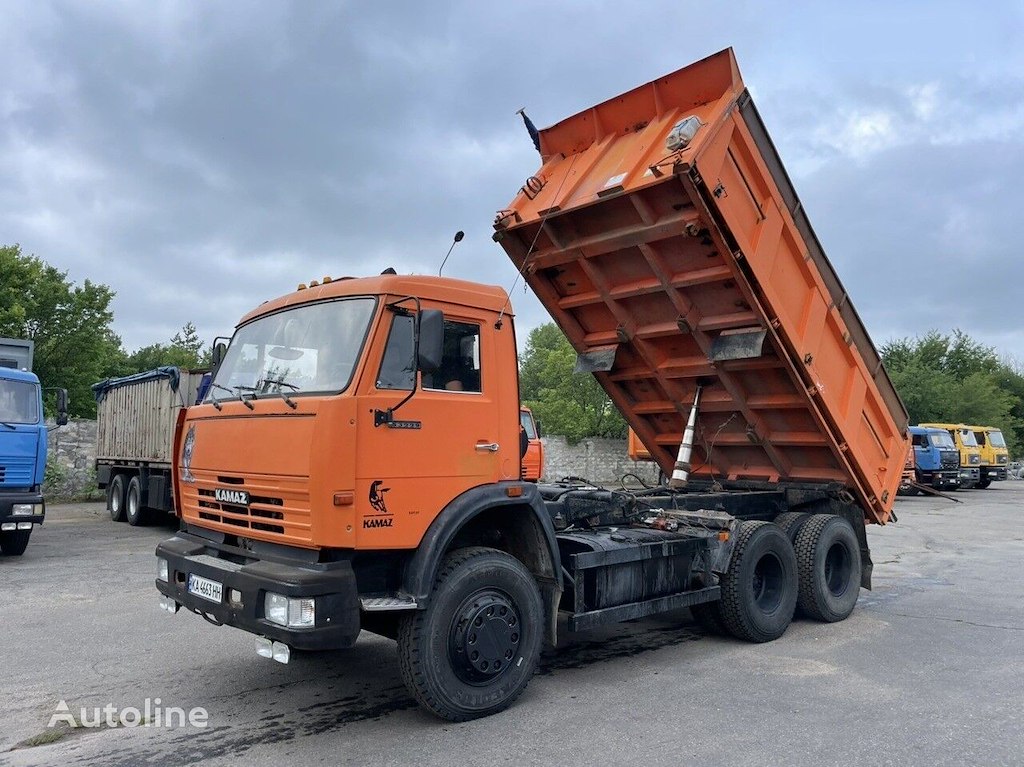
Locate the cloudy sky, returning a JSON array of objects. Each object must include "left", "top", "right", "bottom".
[{"left": 3, "top": 1, "right": 1023, "bottom": 364}]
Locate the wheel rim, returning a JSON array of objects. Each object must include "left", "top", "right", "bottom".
[
  {"left": 824, "top": 541, "right": 851, "bottom": 597},
  {"left": 751, "top": 552, "right": 785, "bottom": 613},
  {"left": 448, "top": 589, "right": 521, "bottom": 686},
  {"left": 128, "top": 489, "right": 138, "bottom": 519},
  {"left": 111, "top": 486, "right": 122, "bottom": 513}
]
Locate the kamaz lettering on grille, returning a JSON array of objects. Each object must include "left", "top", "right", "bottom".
[{"left": 214, "top": 488, "right": 250, "bottom": 506}]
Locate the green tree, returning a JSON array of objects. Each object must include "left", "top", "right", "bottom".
[
  {"left": 881, "top": 329, "right": 1023, "bottom": 456},
  {"left": 0, "top": 245, "right": 126, "bottom": 418},
  {"left": 125, "top": 322, "right": 210, "bottom": 372},
  {"left": 518, "top": 323, "right": 626, "bottom": 443}
]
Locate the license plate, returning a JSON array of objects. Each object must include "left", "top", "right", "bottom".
[{"left": 188, "top": 573, "right": 223, "bottom": 603}]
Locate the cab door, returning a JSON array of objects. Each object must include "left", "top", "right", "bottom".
[{"left": 355, "top": 303, "right": 511, "bottom": 549}]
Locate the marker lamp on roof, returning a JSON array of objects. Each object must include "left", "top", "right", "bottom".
[{"left": 666, "top": 115, "right": 703, "bottom": 151}]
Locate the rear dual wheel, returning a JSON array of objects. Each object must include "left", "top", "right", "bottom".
[
  {"left": 794, "top": 514, "right": 861, "bottom": 623},
  {"left": 107, "top": 473, "right": 127, "bottom": 522},
  {"left": 125, "top": 476, "right": 148, "bottom": 526},
  {"left": 718, "top": 520, "right": 799, "bottom": 643}
]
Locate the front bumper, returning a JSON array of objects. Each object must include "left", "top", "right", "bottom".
[
  {"left": 0, "top": 491, "right": 45, "bottom": 527},
  {"left": 981, "top": 467, "right": 1008, "bottom": 481},
  {"left": 155, "top": 534, "right": 361, "bottom": 651},
  {"left": 959, "top": 468, "right": 980, "bottom": 483}
]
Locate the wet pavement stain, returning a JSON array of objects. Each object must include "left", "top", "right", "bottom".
[{"left": 75, "top": 618, "right": 710, "bottom": 767}]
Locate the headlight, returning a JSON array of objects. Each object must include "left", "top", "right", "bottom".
[
  {"left": 12, "top": 503, "right": 41, "bottom": 516},
  {"left": 264, "top": 593, "right": 315, "bottom": 628},
  {"left": 157, "top": 558, "right": 169, "bottom": 583},
  {"left": 970, "top": 455, "right": 980, "bottom": 465}
]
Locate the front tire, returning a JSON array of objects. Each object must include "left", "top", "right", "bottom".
[
  {"left": 977, "top": 478, "right": 991, "bottom": 489},
  {"left": 794, "top": 514, "right": 861, "bottom": 622},
  {"left": 108, "top": 473, "right": 127, "bottom": 522},
  {"left": 397, "top": 547, "right": 543, "bottom": 721},
  {"left": 125, "top": 476, "right": 147, "bottom": 526},
  {"left": 718, "top": 521, "right": 798, "bottom": 643},
  {"left": 0, "top": 529, "right": 31, "bottom": 556}
]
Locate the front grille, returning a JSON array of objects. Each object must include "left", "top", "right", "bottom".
[
  {"left": 196, "top": 488, "right": 286, "bottom": 534},
  {"left": 0, "top": 458, "right": 33, "bottom": 486},
  {"left": 182, "top": 470, "right": 311, "bottom": 543},
  {"left": 940, "top": 451, "right": 958, "bottom": 468}
]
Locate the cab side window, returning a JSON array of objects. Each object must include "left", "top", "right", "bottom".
[
  {"left": 429, "top": 321, "right": 482, "bottom": 393},
  {"left": 376, "top": 315, "right": 415, "bottom": 390}
]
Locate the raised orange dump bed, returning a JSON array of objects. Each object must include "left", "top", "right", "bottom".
[{"left": 494, "top": 49, "right": 908, "bottom": 523}]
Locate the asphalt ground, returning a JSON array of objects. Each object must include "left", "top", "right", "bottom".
[{"left": 1, "top": 483, "right": 1022, "bottom": 766}]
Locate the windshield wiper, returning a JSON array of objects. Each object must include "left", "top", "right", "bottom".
[
  {"left": 207, "top": 382, "right": 234, "bottom": 411},
  {"left": 259, "top": 378, "right": 299, "bottom": 410},
  {"left": 259, "top": 378, "right": 299, "bottom": 392},
  {"left": 232, "top": 385, "right": 257, "bottom": 410},
  {"left": 0, "top": 421, "right": 15, "bottom": 430}
]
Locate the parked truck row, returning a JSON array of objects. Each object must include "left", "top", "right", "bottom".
[
  {"left": 898, "top": 422, "right": 1009, "bottom": 495},
  {"left": 152, "top": 49, "right": 910, "bottom": 721}
]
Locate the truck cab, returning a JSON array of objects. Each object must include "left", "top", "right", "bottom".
[
  {"left": 0, "top": 367, "right": 58, "bottom": 555},
  {"left": 966, "top": 425, "right": 1009, "bottom": 486},
  {"left": 907, "top": 425, "right": 960, "bottom": 491},
  {"left": 156, "top": 274, "right": 552, "bottom": 646},
  {"left": 920, "top": 423, "right": 982, "bottom": 489}
]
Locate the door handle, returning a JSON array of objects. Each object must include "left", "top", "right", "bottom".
[{"left": 475, "top": 442, "right": 500, "bottom": 452}]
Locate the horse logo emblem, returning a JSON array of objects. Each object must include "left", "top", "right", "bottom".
[
  {"left": 181, "top": 424, "right": 196, "bottom": 484},
  {"left": 369, "top": 480, "right": 390, "bottom": 514}
]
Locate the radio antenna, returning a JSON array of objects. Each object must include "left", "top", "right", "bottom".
[{"left": 438, "top": 230, "right": 465, "bottom": 276}]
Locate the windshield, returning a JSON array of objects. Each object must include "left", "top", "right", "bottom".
[
  {"left": 958, "top": 428, "right": 979, "bottom": 447},
  {"left": 0, "top": 379, "right": 39, "bottom": 424},
  {"left": 207, "top": 298, "right": 376, "bottom": 400},
  {"left": 988, "top": 430, "right": 1006, "bottom": 447},
  {"left": 929, "top": 432, "right": 955, "bottom": 448}
]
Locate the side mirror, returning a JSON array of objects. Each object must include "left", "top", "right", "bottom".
[
  {"left": 534, "top": 419, "right": 542, "bottom": 438},
  {"left": 417, "top": 309, "right": 444, "bottom": 374},
  {"left": 56, "top": 388, "right": 69, "bottom": 426},
  {"left": 211, "top": 341, "right": 228, "bottom": 368}
]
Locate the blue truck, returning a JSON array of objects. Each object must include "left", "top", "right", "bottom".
[
  {"left": 0, "top": 338, "right": 68, "bottom": 556},
  {"left": 907, "top": 425, "right": 961, "bottom": 492}
]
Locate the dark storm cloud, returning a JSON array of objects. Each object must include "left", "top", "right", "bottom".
[{"left": 2, "top": 0, "right": 1021, "bottom": 363}]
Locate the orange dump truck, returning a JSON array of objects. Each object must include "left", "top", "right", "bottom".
[{"left": 156, "top": 48, "right": 908, "bottom": 722}]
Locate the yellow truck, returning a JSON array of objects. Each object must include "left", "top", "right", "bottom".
[
  {"left": 966, "top": 425, "right": 1010, "bottom": 486},
  {"left": 919, "top": 423, "right": 982, "bottom": 489}
]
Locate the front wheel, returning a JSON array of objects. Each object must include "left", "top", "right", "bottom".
[
  {"left": 977, "top": 478, "right": 991, "bottom": 489},
  {"left": 0, "top": 528, "right": 32, "bottom": 556},
  {"left": 397, "top": 547, "right": 543, "bottom": 722},
  {"left": 718, "top": 521, "right": 798, "bottom": 643}
]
